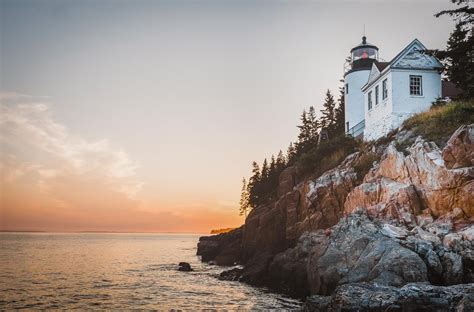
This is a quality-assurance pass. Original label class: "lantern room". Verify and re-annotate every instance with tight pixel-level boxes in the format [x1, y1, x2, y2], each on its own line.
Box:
[349, 36, 379, 70]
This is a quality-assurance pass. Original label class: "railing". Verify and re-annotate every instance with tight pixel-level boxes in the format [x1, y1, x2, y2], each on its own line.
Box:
[346, 120, 365, 138]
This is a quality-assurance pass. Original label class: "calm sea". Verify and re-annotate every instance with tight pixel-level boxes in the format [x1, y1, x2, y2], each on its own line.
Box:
[0, 233, 302, 310]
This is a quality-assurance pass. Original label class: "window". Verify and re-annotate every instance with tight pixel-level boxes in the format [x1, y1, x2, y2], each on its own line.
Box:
[410, 75, 423, 96]
[375, 85, 379, 105]
[368, 91, 372, 110]
[346, 122, 349, 132]
[382, 79, 388, 100]
[345, 83, 349, 94]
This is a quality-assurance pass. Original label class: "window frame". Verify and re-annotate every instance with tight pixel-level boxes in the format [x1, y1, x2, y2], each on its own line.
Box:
[409, 75, 423, 96]
[368, 91, 373, 110]
[382, 79, 388, 100]
[375, 85, 379, 105]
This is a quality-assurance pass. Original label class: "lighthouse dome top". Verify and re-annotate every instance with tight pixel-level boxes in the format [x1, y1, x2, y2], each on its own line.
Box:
[351, 36, 379, 62]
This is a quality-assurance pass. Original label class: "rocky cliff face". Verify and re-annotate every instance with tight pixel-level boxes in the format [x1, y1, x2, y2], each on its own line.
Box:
[196, 124, 474, 309]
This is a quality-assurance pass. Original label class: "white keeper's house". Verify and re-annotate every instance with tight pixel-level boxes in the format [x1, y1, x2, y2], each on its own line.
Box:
[344, 36, 446, 140]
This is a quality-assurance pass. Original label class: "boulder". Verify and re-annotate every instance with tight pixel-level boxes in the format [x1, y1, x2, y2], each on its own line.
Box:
[307, 211, 427, 295]
[178, 262, 193, 272]
[267, 232, 327, 298]
[305, 283, 474, 312]
[197, 227, 242, 264]
[442, 124, 474, 169]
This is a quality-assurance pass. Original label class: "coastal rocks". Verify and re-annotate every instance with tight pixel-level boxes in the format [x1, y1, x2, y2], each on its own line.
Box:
[442, 124, 474, 169]
[197, 226, 242, 265]
[344, 125, 474, 226]
[307, 211, 427, 296]
[305, 282, 474, 312]
[344, 177, 421, 227]
[284, 153, 360, 245]
[178, 262, 193, 272]
[382, 137, 473, 218]
[242, 202, 287, 260]
[243, 153, 359, 260]
[267, 232, 328, 298]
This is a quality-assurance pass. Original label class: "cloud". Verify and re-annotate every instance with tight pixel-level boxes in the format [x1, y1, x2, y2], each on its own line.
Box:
[0, 92, 242, 232]
[0, 92, 142, 197]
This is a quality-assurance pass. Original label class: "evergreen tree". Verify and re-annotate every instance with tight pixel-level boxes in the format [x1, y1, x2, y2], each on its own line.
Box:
[332, 85, 346, 136]
[297, 110, 311, 146]
[307, 106, 320, 139]
[239, 177, 250, 217]
[261, 158, 269, 181]
[247, 161, 261, 208]
[434, 1, 474, 97]
[286, 142, 297, 165]
[320, 90, 336, 130]
[276, 150, 286, 171]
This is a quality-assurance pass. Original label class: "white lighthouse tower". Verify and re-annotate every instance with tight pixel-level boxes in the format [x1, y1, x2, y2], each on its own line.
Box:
[344, 36, 379, 137]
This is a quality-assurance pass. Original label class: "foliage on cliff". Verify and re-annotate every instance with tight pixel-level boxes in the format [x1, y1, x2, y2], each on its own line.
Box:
[403, 100, 474, 147]
[240, 88, 347, 211]
[433, 0, 474, 98]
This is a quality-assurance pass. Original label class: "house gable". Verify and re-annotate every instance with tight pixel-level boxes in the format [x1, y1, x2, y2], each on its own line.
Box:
[367, 63, 381, 85]
[391, 39, 442, 70]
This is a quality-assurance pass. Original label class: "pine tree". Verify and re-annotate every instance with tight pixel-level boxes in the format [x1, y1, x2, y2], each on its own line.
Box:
[286, 142, 297, 165]
[320, 89, 336, 130]
[276, 150, 286, 171]
[247, 161, 261, 208]
[297, 110, 311, 146]
[332, 85, 346, 136]
[261, 158, 269, 181]
[239, 177, 250, 217]
[434, 1, 474, 97]
[307, 106, 320, 139]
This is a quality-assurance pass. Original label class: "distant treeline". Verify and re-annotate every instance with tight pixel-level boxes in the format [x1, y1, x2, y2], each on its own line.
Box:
[210, 228, 236, 234]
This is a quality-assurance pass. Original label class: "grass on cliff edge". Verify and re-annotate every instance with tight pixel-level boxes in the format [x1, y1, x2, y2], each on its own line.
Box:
[403, 100, 474, 147]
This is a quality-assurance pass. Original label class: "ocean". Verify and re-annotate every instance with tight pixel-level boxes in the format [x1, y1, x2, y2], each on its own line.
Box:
[0, 233, 302, 310]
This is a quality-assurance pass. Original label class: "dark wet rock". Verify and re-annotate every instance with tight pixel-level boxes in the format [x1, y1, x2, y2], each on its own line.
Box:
[197, 227, 242, 265]
[304, 282, 474, 312]
[178, 262, 193, 272]
[219, 268, 243, 281]
[267, 232, 326, 298]
[240, 252, 274, 286]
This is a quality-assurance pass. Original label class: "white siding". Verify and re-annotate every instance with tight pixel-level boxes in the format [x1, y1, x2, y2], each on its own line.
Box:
[344, 69, 370, 133]
[364, 71, 394, 140]
[363, 69, 441, 140]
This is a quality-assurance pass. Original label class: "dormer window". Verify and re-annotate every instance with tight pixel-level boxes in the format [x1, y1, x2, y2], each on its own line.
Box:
[410, 75, 423, 96]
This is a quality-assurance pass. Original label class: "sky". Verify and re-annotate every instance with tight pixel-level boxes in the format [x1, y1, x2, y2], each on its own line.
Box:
[0, 0, 455, 232]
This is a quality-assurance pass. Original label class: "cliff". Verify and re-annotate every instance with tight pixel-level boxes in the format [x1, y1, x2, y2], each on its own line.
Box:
[197, 124, 474, 310]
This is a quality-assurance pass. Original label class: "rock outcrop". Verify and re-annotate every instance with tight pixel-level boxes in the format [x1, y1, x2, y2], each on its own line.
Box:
[307, 211, 428, 296]
[345, 129, 474, 225]
[305, 282, 474, 312]
[197, 226, 242, 265]
[198, 124, 474, 309]
[243, 153, 360, 260]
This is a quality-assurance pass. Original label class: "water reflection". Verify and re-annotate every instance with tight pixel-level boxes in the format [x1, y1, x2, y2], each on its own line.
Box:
[0, 233, 302, 309]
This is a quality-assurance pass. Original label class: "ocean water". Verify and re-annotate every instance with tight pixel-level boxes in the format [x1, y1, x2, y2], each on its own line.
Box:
[0, 233, 302, 310]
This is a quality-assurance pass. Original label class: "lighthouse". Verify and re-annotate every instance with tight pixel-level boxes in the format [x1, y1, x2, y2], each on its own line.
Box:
[344, 36, 379, 137]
